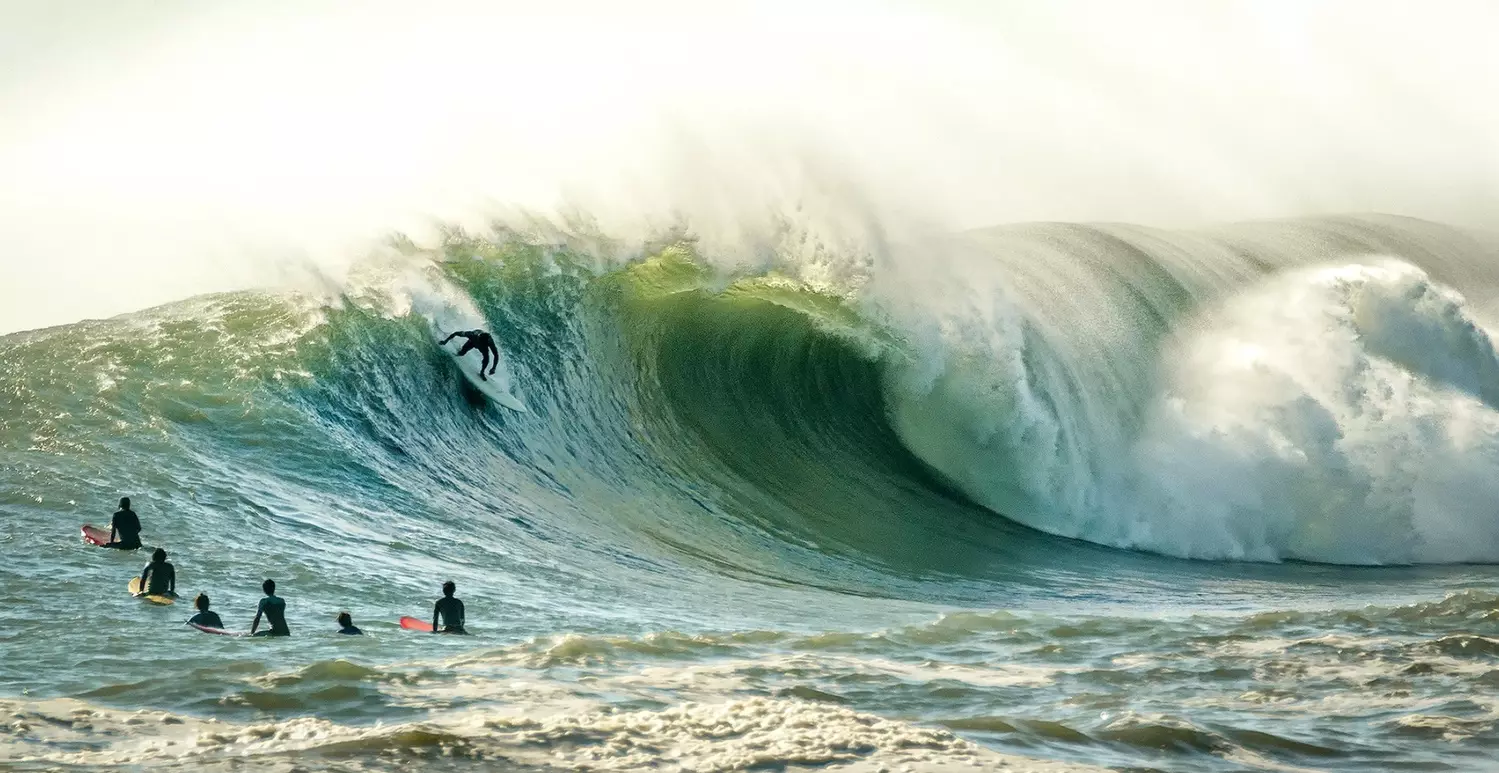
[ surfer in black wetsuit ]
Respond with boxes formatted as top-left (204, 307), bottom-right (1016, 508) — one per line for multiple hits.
top-left (439, 330), bottom-right (500, 380)
top-left (108, 497), bottom-right (142, 550)
top-left (187, 593), bottom-right (224, 629)
top-left (431, 580), bottom-right (466, 634)
top-left (251, 579), bottom-right (291, 637)
top-left (137, 548), bottom-right (176, 597)
top-left (336, 611), bottom-right (363, 635)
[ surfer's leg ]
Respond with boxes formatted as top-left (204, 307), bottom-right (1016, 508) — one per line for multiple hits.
top-left (486, 345), bottom-right (498, 374)
top-left (478, 348), bottom-right (491, 379)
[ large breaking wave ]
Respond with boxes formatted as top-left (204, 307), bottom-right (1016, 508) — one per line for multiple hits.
top-left (7, 214), bottom-right (1499, 575)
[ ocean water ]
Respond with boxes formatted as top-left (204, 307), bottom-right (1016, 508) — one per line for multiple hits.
top-left (5, 215), bottom-right (1499, 772)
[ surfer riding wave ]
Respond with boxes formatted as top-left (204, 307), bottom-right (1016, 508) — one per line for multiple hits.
top-left (440, 329), bottom-right (500, 380)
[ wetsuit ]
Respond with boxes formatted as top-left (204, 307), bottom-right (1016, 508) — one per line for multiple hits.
top-left (443, 330), bottom-right (500, 379)
top-left (188, 610), bottom-right (224, 628)
top-left (110, 508), bottom-right (142, 550)
top-left (432, 596), bottom-right (466, 634)
top-left (253, 594), bottom-right (290, 637)
top-left (338, 625), bottom-right (363, 636)
top-left (139, 560), bottom-right (175, 596)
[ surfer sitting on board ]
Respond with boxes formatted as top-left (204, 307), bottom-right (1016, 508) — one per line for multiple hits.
top-left (187, 593), bottom-right (224, 629)
top-left (251, 579), bottom-right (291, 637)
top-left (108, 497), bottom-right (142, 550)
top-left (136, 548), bottom-right (176, 598)
top-left (439, 330), bottom-right (500, 380)
top-left (432, 580), bottom-right (466, 634)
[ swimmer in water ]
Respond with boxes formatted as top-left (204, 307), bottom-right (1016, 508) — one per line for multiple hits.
top-left (336, 611), bottom-right (363, 635)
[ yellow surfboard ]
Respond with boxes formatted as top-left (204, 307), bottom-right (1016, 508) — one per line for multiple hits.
top-left (128, 577), bottom-right (176, 605)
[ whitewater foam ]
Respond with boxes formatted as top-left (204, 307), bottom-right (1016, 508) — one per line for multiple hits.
top-left (874, 222), bottom-right (1499, 564)
top-left (0, 695), bottom-right (1103, 772)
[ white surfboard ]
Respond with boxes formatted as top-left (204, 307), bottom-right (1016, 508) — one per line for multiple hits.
top-left (436, 330), bottom-right (528, 413)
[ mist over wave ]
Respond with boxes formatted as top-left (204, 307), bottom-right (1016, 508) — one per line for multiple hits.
top-left (6, 1), bottom-right (1499, 335)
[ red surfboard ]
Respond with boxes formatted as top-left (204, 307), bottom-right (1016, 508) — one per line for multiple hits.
top-left (401, 616), bottom-right (467, 634)
top-left (188, 622), bottom-right (246, 637)
top-left (81, 524), bottom-right (111, 546)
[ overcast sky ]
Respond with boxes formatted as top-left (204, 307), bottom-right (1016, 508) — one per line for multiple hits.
top-left (3, 1), bottom-right (1497, 333)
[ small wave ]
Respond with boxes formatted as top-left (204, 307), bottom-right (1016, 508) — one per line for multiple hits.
top-left (1427, 635), bottom-right (1499, 659)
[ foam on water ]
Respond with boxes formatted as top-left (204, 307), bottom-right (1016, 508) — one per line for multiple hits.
top-left (876, 222), bottom-right (1499, 563)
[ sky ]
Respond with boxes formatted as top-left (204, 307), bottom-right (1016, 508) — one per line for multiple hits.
top-left (2, 1), bottom-right (1498, 333)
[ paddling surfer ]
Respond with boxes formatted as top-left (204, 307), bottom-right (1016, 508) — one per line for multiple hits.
top-left (431, 580), bottom-right (466, 634)
top-left (108, 497), bottom-right (142, 550)
top-left (439, 329), bottom-right (500, 380)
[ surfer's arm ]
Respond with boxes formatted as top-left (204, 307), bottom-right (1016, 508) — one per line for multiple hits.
top-left (432, 602), bottom-right (441, 634)
top-left (250, 610), bottom-right (261, 635)
top-left (165, 564), bottom-right (176, 594)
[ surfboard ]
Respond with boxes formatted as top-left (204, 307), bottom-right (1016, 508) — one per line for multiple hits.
top-left (399, 616), bottom-right (434, 632)
top-left (127, 577), bottom-right (176, 605)
top-left (81, 524), bottom-right (111, 546)
top-left (188, 622), bottom-right (245, 636)
top-left (434, 330), bottom-right (528, 412)
top-left (129, 577), bottom-right (175, 605)
top-left (400, 615), bottom-right (466, 634)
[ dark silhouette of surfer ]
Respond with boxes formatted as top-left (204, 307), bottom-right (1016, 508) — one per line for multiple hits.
top-left (108, 497), bottom-right (142, 550)
top-left (336, 611), bottom-right (363, 635)
top-left (440, 329), bottom-right (500, 380)
top-left (432, 580), bottom-right (466, 634)
top-left (187, 593), bottom-right (224, 629)
top-left (251, 579), bottom-right (290, 637)
top-left (137, 548), bottom-right (176, 597)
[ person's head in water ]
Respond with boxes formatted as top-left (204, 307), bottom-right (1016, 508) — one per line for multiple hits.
top-left (337, 611), bottom-right (353, 628)
top-left (442, 580), bottom-right (455, 597)
top-left (152, 547), bottom-right (167, 563)
top-left (263, 579), bottom-right (276, 595)
top-left (195, 593), bottom-right (211, 612)
top-left (120, 497), bottom-right (130, 509)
